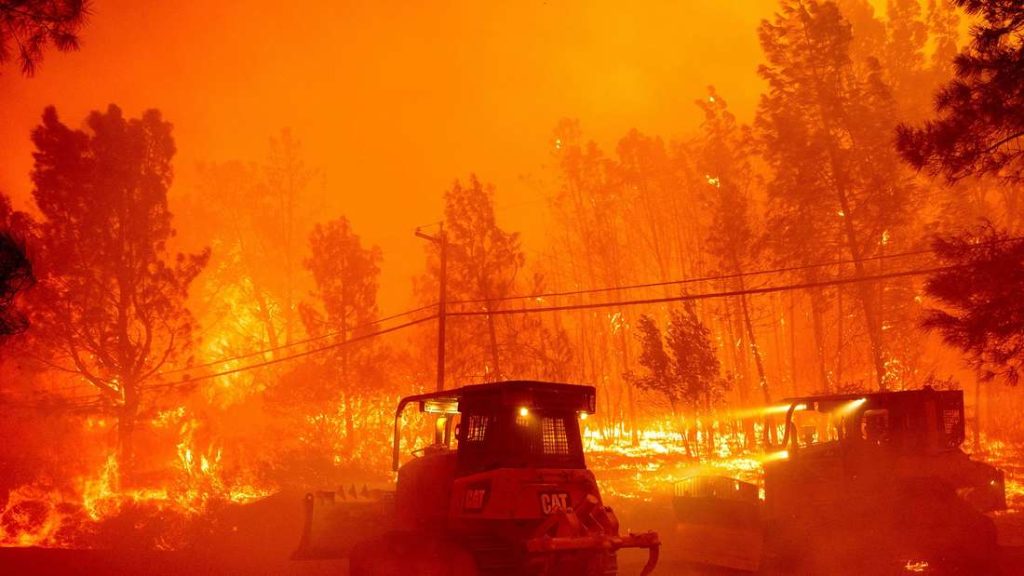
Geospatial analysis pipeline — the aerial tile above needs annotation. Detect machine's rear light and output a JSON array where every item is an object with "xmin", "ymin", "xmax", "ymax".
[
  {"xmin": 518, "ymin": 406, "xmax": 530, "ymax": 417},
  {"xmin": 579, "ymin": 411, "xmax": 588, "ymax": 420}
]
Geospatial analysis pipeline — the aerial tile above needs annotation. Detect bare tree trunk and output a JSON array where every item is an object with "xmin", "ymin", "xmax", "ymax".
[
  {"xmin": 738, "ymin": 290, "xmax": 776, "ymax": 447},
  {"xmin": 789, "ymin": 292, "xmax": 799, "ymax": 397},
  {"xmin": 770, "ymin": 293, "xmax": 785, "ymax": 399},
  {"xmin": 618, "ymin": 325, "xmax": 638, "ymax": 447},
  {"xmin": 118, "ymin": 385, "xmax": 139, "ymax": 486},
  {"xmin": 727, "ymin": 304, "xmax": 755, "ymax": 449},
  {"xmin": 835, "ymin": 187, "xmax": 888, "ymax": 391},
  {"xmin": 740, "ymin": 293, "xmax": 771, "ymax": 404},
  {"xmin": 973, "ymin": 369, "xmax": 983, "ymax": 454},
  {"xmin": 809, "ymin": 289, "xmax": 831, "ymax": 394},
  {"xmin": 254, "ymin": 288, "xmax": 280, "ymax": 353},
  {"xmin": 343, "ymin": 391, "xmax": 355, "ymax": 449}
]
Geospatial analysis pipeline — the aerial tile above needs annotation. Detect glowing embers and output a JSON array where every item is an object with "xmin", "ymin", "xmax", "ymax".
[
  {"xmin": 904, "ymin": 560, "xmax": 930, "ymax": 572},
  {"xmin": 0, "ymin": 485, "xmax": 72, "ymax": 547}
]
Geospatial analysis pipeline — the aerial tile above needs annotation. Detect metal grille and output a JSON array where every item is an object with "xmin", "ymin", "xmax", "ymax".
[
  {"xmin": 466, "ymin": 415, "xmax": 489, "ymax": 442},
  {"xmin": 542, "ymin": 417, "xmax": 569, "ymax": 455},
  {"xmin": 942, "ymin": 409, "xmax": 961, "ymax": 435}
]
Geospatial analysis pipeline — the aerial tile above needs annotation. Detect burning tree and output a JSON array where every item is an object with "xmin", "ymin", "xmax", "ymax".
[
  {"xmin": 898, "ymin": 0, "xmax": 1024, "ymax": 417},
  {"xmin": 27, "ymin": 105, "xmax": 209, "ymax": 478},
  {"xmin": 757, "ymin": 0, "xmax": 915, "ymax": 391},
  {"xmin": 443, "ymin": 175, "xmax": 522, "ymax": 381},
  {"xmin": 298, "ymin": 216, "xmax": 384, "ymax": 450},
  {"xmin": 629, "ymin": 306, "xmax": 725, "ymax": 456},
  {"xmin": 190, "ymin": 131, "xmax": 320, "ymax": 362},
  {"xmin": 697, "ymin": 87, "xmax": 773, "ymax": 406},
  {"xmin": 423, "ymin": 175, "xmax": 572, "ymax": 385}
]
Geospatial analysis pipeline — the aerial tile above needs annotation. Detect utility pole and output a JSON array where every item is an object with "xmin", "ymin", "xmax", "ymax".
[{"xmin": 416, "ymin": 223, "xmax": 448, "ymax": 392}]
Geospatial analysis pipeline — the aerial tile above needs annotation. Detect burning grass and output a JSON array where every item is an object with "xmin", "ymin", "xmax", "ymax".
[
  {"xmin": 5, "ymin": 411, "xmax": 1024, "ymax": 555},
  {"xmin": 0, "ymin": 451, "xmax": 274, "ymax": 549}
]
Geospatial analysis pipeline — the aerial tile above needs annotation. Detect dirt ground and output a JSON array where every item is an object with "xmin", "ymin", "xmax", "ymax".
[{"xmin": 2, "ymin": 487, "xmax": 1023, "ymax": 575}]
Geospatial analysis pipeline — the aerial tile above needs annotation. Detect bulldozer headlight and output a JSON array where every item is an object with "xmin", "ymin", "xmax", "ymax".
[
  {"xmin": 519, "ymin": 406, "xmax": 530, "ymax": 417},
  {"xmin": 579, "ymin": 411, "xmax": 589, "ymax": 420}
]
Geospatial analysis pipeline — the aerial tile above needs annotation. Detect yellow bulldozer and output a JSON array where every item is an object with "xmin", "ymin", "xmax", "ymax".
[
  {"xmin": 674, "ymin": 387, "xmax": 1006, "ymax": 574},
  {"xmin": 295, "ymin": 380, "xmax": 660, "ymax": 575}
]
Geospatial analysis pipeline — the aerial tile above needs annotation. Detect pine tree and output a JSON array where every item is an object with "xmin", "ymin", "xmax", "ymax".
[
  {"xmin": 757, "ymin": 0, "xmax": 914, "ymax": 390},
  {"xmin": 897, "ymin": 1, "xmax": 1024, "ymax": 186},
  {"xmin": 897, "ymin": 1, "xmax": 1024, "ymax": 231},
  {"xmin": 697, "ymin": 87, "xmax": 772, "ymax": 406},
  {"xmin": 299, "ymin": 216, "xmax": 383, "ymax": 446},
  {"xmin": 0, "ymin": 0, "xmax": 88, "ymax": 75},
  {"xmin": 29, "ymin": 105, "xmax": 208, "ymax": 476},
  {"xmin": 923, "ymin": 223, "xmax": 1024, "ymax": 384}
]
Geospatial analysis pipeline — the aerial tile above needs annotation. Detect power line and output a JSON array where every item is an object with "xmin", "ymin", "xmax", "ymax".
[
  {"xmin": 142, "ymin": 314, "xmax": 438, "ymax": 391},
  {"xmin": 447, "ymin": 247, "xmax": 931, "ymax": 306},
  {"xmin": 152, "ymin": 263, "xmax": 958, "ymax": 385},
  {"xmin": 446, "ymin": 235, "xmax": 1024, "ymax": 306},
  {"xmin": 446, "ymin": 264, "xmax": 957, "ymax": 317},
  {"xmin": 0, "ymin": 262, "xmax": 968, "ymax": 409},
  {"xmin": 158, "ymin": 302, "xmax": 439, "ymax": 376}
]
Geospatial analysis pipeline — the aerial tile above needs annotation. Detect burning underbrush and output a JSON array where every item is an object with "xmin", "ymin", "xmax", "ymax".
[
  {"xmin": 5, "ymin": 404, "xmax": 1023, "ymax": 559},
  {"xmin": 0, "ymin": 448, "xmax": 272, "ymax": 549},
  {"xmin": 0, "ymin": 417, "xmax": 747, "ymax": 551},
  {"xmin": 974, "ymin": 438, "xmax": 1024, "ymax": 547},
  {"xmin": 0, "ymin": 392, "xmax": 434, "ymax": 551},
  {"xmin": 583, "ymin": 421, "xmax": 769, "ymax": 502}
]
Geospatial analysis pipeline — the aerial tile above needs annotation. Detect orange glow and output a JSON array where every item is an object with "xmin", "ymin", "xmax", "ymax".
[{"xmin": 0, "ymin": 1, "xmax": 1019, "ymax": 572}]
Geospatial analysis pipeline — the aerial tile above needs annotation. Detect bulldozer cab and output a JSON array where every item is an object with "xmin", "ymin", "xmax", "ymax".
[
  {"xmin": 299, "ymin": 381, "xmax": 661, "ymax": 575},
  {"xmin": 392, "ymin": 380, "xmax": 595, "ymax": 475},
  {"xmin": 776, "ymin": 386, "xmax": 966, "ymax": 456}
]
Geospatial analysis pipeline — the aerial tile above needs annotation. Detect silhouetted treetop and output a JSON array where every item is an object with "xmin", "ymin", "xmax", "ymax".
[
  {"xmin": 897, "ymin": 0, "xmax": 1024, "ymax": 183},
  {"xmin": 924, "ymin": 222, "xmax": 1024, "ymax": 384},
  {"xmin": 0, "ymin": 0, "xmax": 89, "ymax": 75}
]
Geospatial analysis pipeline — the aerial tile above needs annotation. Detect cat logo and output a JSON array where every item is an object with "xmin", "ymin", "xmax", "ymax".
[
  {"xmin": 540, "ymin": 492, "xmax": 570, "ymax": 515},
  {"xmin": 464, "ymin": 487, "xmax": 487, "ymax": 512}
]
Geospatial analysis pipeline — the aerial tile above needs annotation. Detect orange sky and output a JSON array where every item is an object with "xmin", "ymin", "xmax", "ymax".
[{"xmin": 0, "ymin": 0, "xmax": 792, "ymax": 311}]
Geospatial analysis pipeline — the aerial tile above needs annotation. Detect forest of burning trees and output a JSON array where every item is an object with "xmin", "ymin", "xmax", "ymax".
[{"xmin": 2, "ymin": 0, "xmax": 1024, "ymax": 550}]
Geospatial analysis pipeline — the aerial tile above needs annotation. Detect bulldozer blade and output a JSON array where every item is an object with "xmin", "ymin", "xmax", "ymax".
[{"xmin": 293, "ymin": 490, "xmax": 395, "ymax": 560}]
